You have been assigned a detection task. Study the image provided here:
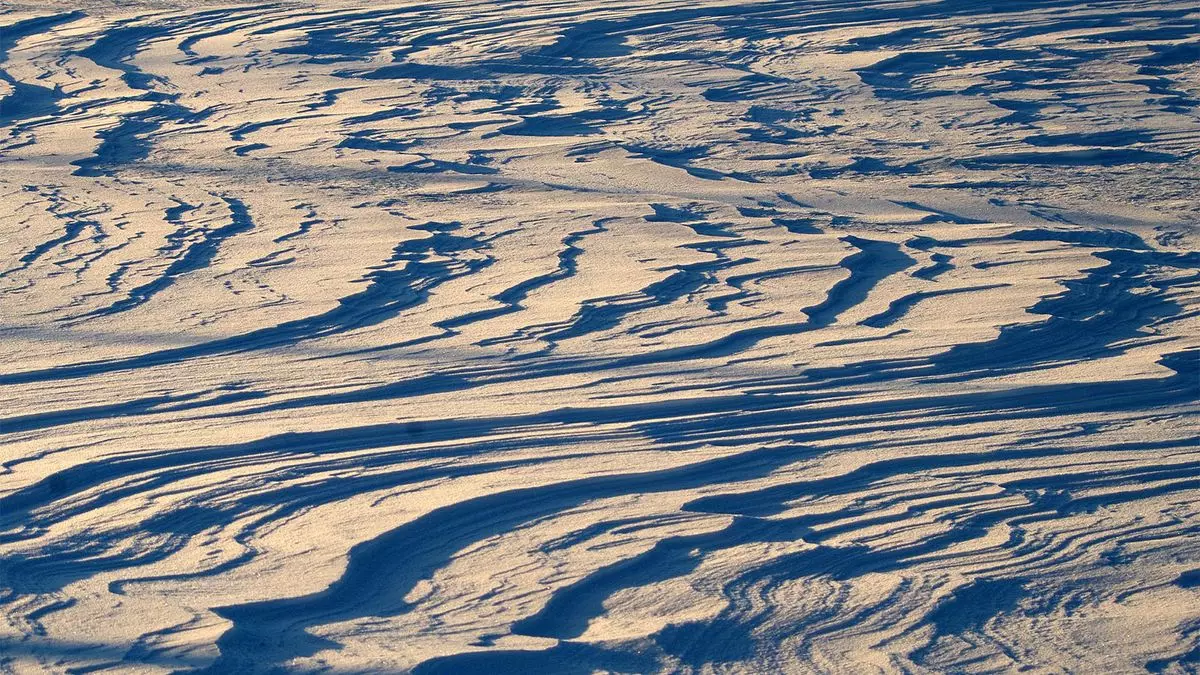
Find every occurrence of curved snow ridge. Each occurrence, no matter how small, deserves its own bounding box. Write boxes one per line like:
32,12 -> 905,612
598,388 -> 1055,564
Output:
0,0 -> 1197,672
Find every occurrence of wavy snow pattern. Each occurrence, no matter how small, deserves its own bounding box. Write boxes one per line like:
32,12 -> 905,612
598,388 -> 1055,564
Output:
0,0 -> 1198,672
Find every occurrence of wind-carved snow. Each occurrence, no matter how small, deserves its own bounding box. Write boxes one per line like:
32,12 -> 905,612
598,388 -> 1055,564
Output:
0,0 -> 1198,672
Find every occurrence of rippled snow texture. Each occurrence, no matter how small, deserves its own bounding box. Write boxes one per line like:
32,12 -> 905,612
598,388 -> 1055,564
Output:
1,0 -> 1199,672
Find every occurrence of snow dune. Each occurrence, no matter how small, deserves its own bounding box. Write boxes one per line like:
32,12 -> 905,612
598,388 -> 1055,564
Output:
1,0 -> 1198,672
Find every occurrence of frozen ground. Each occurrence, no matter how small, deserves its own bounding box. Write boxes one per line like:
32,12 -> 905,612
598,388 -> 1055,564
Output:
1,0 -> 1198,672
